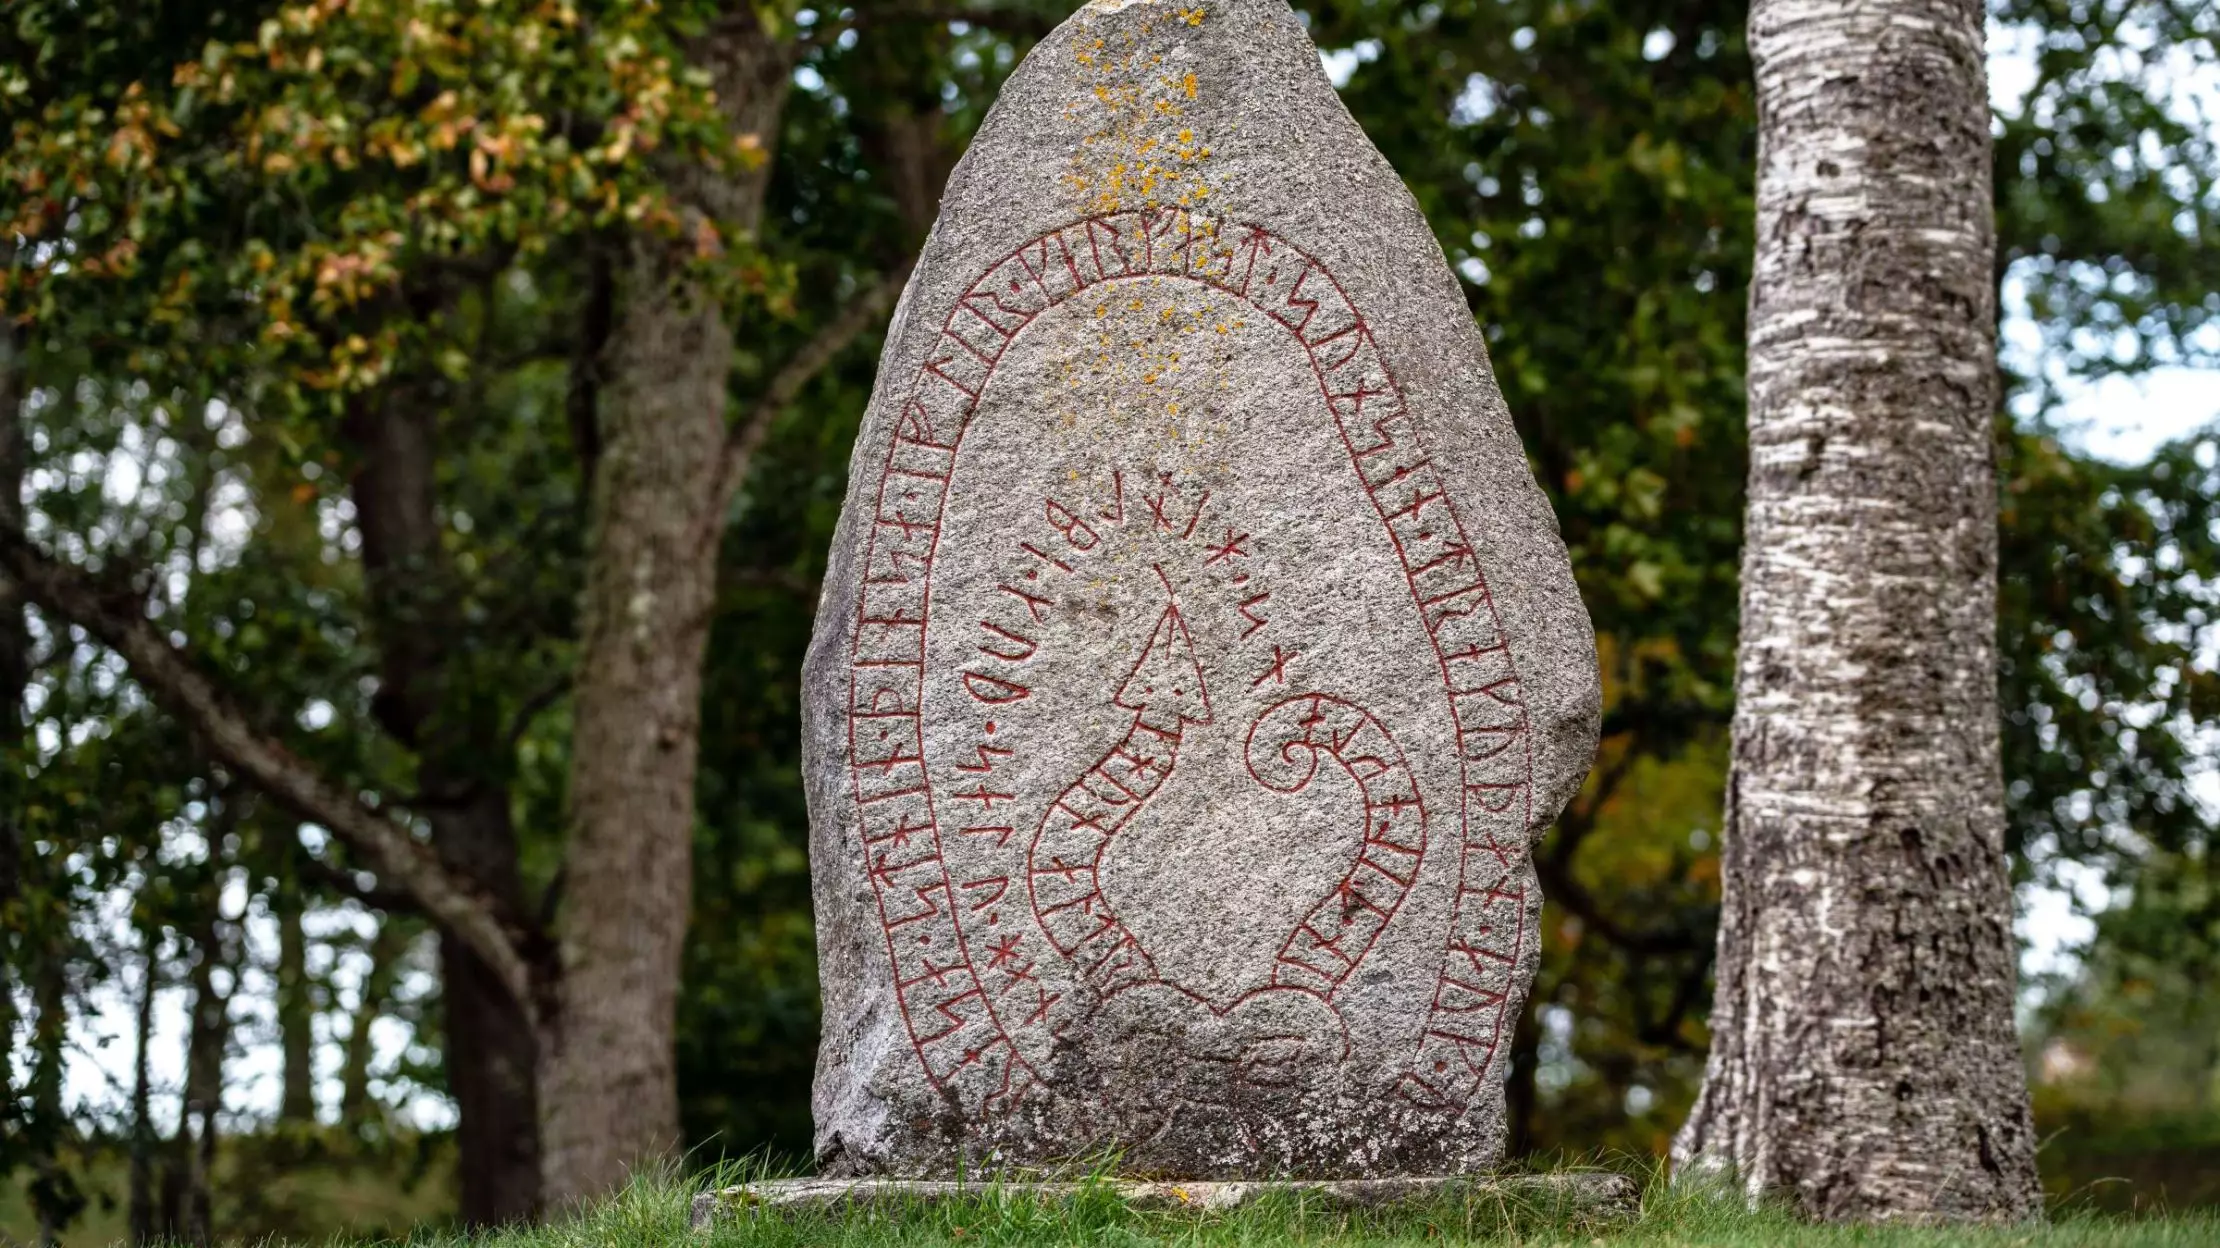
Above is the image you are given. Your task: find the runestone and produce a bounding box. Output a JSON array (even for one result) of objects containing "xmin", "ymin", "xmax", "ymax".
[{"xmin": 800, "ymin": 0, "xmax": 1598, "ymax": 1180}]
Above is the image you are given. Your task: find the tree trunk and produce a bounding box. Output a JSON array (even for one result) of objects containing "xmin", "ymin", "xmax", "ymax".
[
  {"xmin": 274, "ymin": 873, "xmax": 317, "ymax": 1123},
  {"xmin": 340, "ymin": 918, "xmax": 408, "ymax": 1131},
  {"xmin": 1673, "ymin": 0, "xmax": 2042, "ymax": 1221},
  {"xmin": 537, "ymin": 239, "xmax": 727, "ymax": 1207},
  {"xmin": 436, "ymin": 802, "xmax": 544, "ymax": 1226},
  {"xmin": 344, "ymin": 388, "xmax": 545, "ymax": 1224},
  {"xmin": 129, "ymin": 928, "xmax": 161, "ymax": 1245},
  {"xmin": 536, "ymin": 12, "xmax": 791, "ymax": 1207},
  {"xmin": 180, "ymin": 893, "xmax": 232, "ymax": 1246}
]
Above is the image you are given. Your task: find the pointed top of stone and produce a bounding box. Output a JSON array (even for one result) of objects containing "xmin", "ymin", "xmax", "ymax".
[{"xmin": 801, "ymin": 0, "xmax": 1598, "ymax": 1181}]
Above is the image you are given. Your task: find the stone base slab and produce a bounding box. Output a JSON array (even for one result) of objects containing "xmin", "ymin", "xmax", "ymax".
[{"xmin": 690, "ymin": 1172, "xmax": 1640, "ymax": 1229}]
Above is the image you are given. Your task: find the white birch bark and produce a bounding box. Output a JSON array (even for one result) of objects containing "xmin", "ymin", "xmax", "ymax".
[{"xmin": 1672, "ymin": 0, "xmax": 2044, "ymax": 1221}]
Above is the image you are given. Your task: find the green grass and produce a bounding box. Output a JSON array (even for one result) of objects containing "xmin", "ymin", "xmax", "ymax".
[
  {"xmin": 14, "ymin": 1145, "xmax": 2215, "ymax": 1245},
  {"xmin": 427, "ymin": 1166, "xmax": 2220, "ymax": 1248}
]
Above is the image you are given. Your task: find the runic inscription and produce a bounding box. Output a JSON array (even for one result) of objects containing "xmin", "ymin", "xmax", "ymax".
[
  {"xmin": 842, "ymin": 212, "xmax": 1536, "ymax": 1137},
  {"xmin": 806, "ymin": 0, "xmax": 1598, "ymax": 1185}
]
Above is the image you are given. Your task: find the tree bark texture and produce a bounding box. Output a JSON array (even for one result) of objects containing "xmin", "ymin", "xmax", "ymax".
[
  {"xmin": 1673, "ymin": 0, "xmax": 2042, "ymax": 1221},
  {"xmin": 439, "ymin": 871, "xmax": 543, "ymax": 1223},
  {"xmin": 537, "ymin": 240, "xmax": 726, "ymax": 1205},
  {"xmin": 344, "ymin": 390, "xmax": 546, "ymax": 1225},
  {"xmin": 535, "ymin": 11, "xmax": 791, "ymax": 1206}
]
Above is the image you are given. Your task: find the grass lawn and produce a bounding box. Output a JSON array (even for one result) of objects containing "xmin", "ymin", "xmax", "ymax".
[
  {"xmin": 13, "ymin": 1149, "xmax": 2213, "ymax": 1245},
  {"xmin": 434, "ymin": 1169, "xmax": 2220, "ymax": 1248}
]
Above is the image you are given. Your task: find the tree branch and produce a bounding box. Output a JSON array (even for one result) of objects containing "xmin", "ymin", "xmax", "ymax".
[
  {"xmin": 504, "ymin": 671, "xmax": 572, "ymax": 752},
  {"xmin": 704, "ymin": 262, "xmax": 915, "ymax": 547},
  {"xmin": 0, "ymin": 528, "xmax": 544, "ymax": 1023}
]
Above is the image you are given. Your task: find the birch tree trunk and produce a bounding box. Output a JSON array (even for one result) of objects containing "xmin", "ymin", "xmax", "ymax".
[{"xmin": 1673, "ymin": 0, "xmax": 2044, "ymax": 1221}]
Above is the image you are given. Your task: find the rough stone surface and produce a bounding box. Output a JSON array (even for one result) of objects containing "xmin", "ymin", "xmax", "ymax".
[
  {"xmin": 690, "ymin": 1174, "xmax": 1639, "ymax": 1228},
  {"xmin": 800, "ymin": 0, "xmax": 1598, "ymax": 1180}
]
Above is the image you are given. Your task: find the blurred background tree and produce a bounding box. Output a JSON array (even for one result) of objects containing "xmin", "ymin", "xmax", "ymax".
[{"xmin": 3, "ymin": 0, "xmax": 2214, "ymax": 1240}]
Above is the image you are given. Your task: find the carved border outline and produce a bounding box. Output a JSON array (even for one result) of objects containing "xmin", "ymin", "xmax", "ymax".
[{"xmin": 842, "ymin": 210, "xmax": 1536, "ymax": 1120}]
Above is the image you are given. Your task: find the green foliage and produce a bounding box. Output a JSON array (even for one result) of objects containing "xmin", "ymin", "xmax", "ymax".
[
  {"xmin": 1985, "ymin": 4, "xmax": 2220, "ymax": 1201},
  {"xmin": 1999, "ymin": 429, "xmax": 2220, "ymax": 878},
  {"xmin": 3, "ymin": 0, "xmax": 779, "ymax": 398},
  {"xmin": 1993, "ymin": 1, "xmax": 2220, "ymax": 401}
]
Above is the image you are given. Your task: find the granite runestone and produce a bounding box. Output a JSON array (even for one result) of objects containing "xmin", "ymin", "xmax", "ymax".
[{"xmin": 799, "ymin": 0, "xmax": 1599, "ymax": 1181}]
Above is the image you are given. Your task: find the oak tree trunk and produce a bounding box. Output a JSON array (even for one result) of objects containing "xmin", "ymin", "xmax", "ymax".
[
  {"xmin": 535, "ymin": 12, "xmax": 791, "ymax": 1206},
  {"xmin": 537, "ymin": 236, "xmax": 726, "ymax": 1210},
  {"xmin": 1673, "ymin": 0, "xmax": 2043, "ymax": 1221}
]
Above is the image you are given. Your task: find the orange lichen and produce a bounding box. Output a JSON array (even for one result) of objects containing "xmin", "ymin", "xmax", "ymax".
[{"xmin": 1061, "ymin": 8, "xmax": 1219, "ymax": 213}]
